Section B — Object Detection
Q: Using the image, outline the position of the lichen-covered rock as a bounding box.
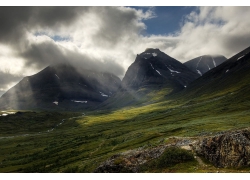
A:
[195,129,250,168]
[94,145,169,173]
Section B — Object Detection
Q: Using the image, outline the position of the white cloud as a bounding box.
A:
[0,6,250,95]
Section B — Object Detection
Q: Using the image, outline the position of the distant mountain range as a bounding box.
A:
[184,55,227,76]
[2,46,250,111]
[180,46,250,100]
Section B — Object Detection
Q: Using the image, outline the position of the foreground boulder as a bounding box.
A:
[94,145,169,173]
[195,128,250,168]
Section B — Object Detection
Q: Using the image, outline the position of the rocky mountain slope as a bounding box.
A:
[0,63,121,110]
[122,48,200,90]
[184,55,227,76]
[178,46,250,101]
[98,48,200,109]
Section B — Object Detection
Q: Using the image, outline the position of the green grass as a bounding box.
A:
[140,147,195,172]
[0,85,250,172]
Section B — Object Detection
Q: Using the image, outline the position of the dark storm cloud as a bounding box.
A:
[0,7,86,46]
[0,7,126,76]
[19,41,125,77]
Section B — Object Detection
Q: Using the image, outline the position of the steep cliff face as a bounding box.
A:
[195,129,250,168]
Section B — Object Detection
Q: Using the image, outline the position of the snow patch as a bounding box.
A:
[196,56,202,74]
[226,69,229,73]
[211,57,216,67]
[71,100,87,103]
[150,63,154,69]
[144,57,147,59]
[2,114,8,116]
[237,55,245,60]
[53,101,58,105]
[166,66,181,73]
[152,53,157,57]
[55,74,60,79]
[207,64,211,70]
[156,70,162,76]
[99,91,108,97]
[184,85,187,88]
[197,70,202,76]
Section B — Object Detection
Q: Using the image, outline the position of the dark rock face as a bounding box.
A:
[122,48,200,91]
[184,55,227,76]
[195,129,250,168]
[0,63,121,110]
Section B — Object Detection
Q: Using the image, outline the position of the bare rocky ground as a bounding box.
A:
[94,127,250,173]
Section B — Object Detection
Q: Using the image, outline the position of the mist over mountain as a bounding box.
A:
[0,63,121,110]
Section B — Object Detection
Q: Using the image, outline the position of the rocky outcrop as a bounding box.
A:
[95,128,250,173]
[94,137,196,173]
[195,128,250,168]
[94,144,170,173]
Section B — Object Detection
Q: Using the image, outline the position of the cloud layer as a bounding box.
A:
[0,6,250,96]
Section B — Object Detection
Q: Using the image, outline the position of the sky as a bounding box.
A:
[1,3,250,96]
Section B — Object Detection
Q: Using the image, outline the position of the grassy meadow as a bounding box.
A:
[0,84,250,173]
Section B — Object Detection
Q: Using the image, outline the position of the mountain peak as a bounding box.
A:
[144,48,160,52]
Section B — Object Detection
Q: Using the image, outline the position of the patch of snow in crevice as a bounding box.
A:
[184,85,187,88]
[196,56,202,69]
[2,114,8,116]
[207,64,211,70]
[152,53,157,57]
[55,74,60,79]
[166,66,181,73]
[53,101,58,105]
[156,70,162,76]
[211,56,216,67]
[226,69,229,73]
[150,63,154,69]
[237,55,245,60]
[197,70,202,76]
[99,91,108,97]
[71,100,87,103]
